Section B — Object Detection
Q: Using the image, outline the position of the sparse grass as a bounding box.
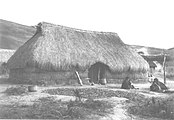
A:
[127,96,174,119]
[43,87,146,103]
[73,89,83,102]
[3,85,28,96]
[0,91,114,119]
[27,97,67,119]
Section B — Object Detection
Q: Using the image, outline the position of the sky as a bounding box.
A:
[0,0,174,49]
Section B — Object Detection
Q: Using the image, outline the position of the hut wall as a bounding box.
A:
[106,71,148,84]
[8,68,89,85]
[8,68,148,85]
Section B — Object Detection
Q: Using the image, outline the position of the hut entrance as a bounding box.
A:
[88,62,110,85]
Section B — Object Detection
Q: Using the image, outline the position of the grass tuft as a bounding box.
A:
[127,96,174,119]
[3,85,28,96]
[0,91,114,119]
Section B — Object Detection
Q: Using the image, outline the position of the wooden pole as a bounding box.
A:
[98,67,101,84]
[75,71,83,86]
[163,54,166,84]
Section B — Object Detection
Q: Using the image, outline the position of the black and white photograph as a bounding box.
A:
[0,0,174,119]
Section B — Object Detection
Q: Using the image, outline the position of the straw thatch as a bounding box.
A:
[8,22,148,72]
[7,22,149,85]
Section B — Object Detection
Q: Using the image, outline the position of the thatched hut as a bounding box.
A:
[7,22,149,85]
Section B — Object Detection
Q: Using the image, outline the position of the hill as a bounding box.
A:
[0,19,173,57]
[129,45,165,56]
[0,19,36,50]
[168,47,174,56]
[168,47,174,52]
[167,47,174,65]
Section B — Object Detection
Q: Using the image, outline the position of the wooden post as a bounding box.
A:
[97,67,101,84]
[163,54,166,84]
[75,71,83,86]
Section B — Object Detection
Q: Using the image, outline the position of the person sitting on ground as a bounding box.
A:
[150,80,161,92]
[150,78,168,92]
[154,78,168,92]
[121,77,135,89]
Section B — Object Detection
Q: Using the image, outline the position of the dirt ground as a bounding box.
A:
[0,74,174,120]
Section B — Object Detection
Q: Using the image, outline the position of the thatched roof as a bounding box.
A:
[7,22,149,73]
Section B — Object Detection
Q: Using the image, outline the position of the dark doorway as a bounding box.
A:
[88,62,110,84]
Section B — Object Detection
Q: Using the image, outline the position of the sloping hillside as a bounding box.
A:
[0,19,36,50]
[0,19,172,56]
[129,45,165,56]
[167,48,174,66]
[168,47,174,50]
[168,48,174,58]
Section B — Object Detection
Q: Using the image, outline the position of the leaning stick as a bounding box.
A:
[75,71,83,86]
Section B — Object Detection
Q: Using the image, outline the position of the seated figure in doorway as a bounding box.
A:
[121,77,135,89]
[99,78,107,85]
[150,80,161,92]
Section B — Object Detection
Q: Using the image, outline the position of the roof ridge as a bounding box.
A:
[37,21,118,36]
